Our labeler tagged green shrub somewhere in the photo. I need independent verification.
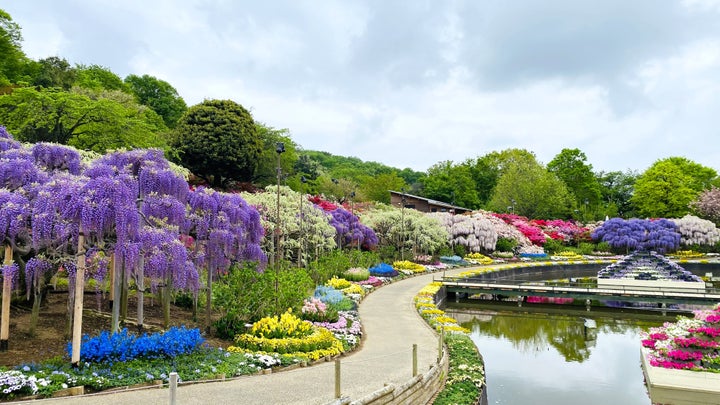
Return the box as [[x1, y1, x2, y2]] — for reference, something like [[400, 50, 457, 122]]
[[453, 244, 467, 257], [578, 243, 595, 255], [495, 237, 517, 252], [595, 241, 612, 253], [343, 267, 370, 282], [543, 238, 564, 254]]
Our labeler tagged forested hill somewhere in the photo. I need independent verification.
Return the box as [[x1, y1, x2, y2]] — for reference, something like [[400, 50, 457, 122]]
[[300, 150, 425, 188]]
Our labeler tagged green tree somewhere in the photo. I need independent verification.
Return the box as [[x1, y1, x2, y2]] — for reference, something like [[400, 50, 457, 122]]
[[547, 148, 602, 219], [74, 64, 129, 92], [421, 161, 480, 209], [0, 86, 167, 151], [467, 148, 538, 208], [632, 157, 716, 218], [33, 56, 77, 90], [597, 170, 638, 218], [0, 9, 30, 86], [487, 156, 574, 219], [125, 74, 187, 128], [252, 123, 299, 188], [172, 99, 261, 188], [358, 172, 407, 204]]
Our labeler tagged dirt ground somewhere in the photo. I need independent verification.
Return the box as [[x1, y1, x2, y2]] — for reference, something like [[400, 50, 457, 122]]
[[1, 290, 231, 367]]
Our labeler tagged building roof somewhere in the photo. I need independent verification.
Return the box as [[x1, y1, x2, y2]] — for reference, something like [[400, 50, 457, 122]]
[[389, 190, 472, 213]]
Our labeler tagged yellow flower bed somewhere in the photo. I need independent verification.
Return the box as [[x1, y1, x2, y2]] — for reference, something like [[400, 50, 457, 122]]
[[341, 283, 366, 297], [392, 260, 426, 273], [435, 316, 458, 324], [464, 253, 493, 265], [414, 282, 469, 334], [326, 276, 352, 289], [417, 281, 442, 296], [250, 309, 313, 339], [227, 339, 344, 361], [421, 308, 445, 316], [671, 250, 704, 258], [233, 326, 342, 355]]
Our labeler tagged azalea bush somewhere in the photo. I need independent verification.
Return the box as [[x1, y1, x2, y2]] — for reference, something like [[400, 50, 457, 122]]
[[641, 304, 720, 372], [493, 213, 546, 245]]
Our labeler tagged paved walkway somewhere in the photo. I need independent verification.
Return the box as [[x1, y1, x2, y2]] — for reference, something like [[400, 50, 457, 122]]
[[14, 268, 467, 405]]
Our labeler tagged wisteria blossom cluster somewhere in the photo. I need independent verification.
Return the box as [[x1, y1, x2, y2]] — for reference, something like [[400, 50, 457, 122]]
[[362, 206, 448, 255], [592, 218, 681, 254], [641, 304, 720, 371], [670, 215, 720, 247], [429, 212, 498, 252], [308, 195, 378, 250]]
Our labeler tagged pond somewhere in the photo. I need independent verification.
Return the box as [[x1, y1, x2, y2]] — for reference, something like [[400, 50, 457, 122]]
[[445, 303, 676, 405]]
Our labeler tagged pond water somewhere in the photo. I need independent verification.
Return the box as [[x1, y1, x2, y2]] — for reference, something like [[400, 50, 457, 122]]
[[445, 304, 675, 405]]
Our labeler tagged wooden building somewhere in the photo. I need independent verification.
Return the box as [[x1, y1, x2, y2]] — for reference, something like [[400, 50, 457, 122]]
[[389, 191, 471, 214]]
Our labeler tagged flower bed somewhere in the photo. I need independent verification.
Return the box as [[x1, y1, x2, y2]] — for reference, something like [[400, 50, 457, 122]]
[[641, 304, 720, 372]]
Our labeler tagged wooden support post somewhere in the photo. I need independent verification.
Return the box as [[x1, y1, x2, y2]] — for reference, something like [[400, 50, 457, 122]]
[[1, 245, 12, 351], [335, 359, 341, 398], [413, 344, 418, 376], [438, 326, 444, 364], [71, 230, 86, 366]]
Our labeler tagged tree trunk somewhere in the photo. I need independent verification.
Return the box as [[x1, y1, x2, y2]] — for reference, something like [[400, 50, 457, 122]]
[[205, 268, 213, 333], [28, 286, 43, 336], [0, 245, 12, 351], [108, 254, 115, 311], [163, 273, 172, 329], [120, 262, 128, 325], [136, 257, 144, 333], [71, 229, 86, 366], [111, 253, 122, 333]]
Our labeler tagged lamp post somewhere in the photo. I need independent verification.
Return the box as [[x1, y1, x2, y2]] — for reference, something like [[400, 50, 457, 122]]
[[510, 198, 516, 214], [274, 142, 285, 313]]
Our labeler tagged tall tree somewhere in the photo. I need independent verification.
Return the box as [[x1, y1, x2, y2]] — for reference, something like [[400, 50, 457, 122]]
[[358, 172, 407, 204], [74, 64, 129, 92], [487, 156, 574, 219], [33, 57, 76, 90], [252, 123, 298, 188], [421, 161, 480, 209], [597, 170, 638, 218], [171, 99, 261, 189], [0, 9, 29, 86], [632, 157, 717, 218], [547, 148, 602, 217], [468, 148, 538, 207], [0, 87, 167, 152], [125, 74, 187, 128]]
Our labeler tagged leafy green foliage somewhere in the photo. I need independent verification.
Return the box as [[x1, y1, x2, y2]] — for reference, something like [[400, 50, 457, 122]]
[[633, 157, 717, 218], [0, 9, 31, 86], [74, 64, 129, 92], [433, 334, 485, 405], [494, 237, 517, 252], [33, 57, 76, 90], [0, 87, 168, 152], [306, 250, 379, 285], [421, 160, 479, 209], [251, 123, 298, 187], [547, 148, 602, 219], [487, 155, 574, 219], [172, 99, 261, 188], [124, 74, 187, 128], [597, 170, 638, 218], [212, 262, 315, 338]]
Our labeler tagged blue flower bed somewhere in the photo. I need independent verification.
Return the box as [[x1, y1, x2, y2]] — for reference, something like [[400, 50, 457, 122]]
[[369, 262, 398, 277], [66, 326, 204, 363], [519, 253, 548, 259], [313, 285, 346, 304], [439, 255, 468, 265]]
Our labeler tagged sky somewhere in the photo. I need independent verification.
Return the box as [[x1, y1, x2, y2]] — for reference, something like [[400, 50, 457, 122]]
[[4, 0, 720, 174]]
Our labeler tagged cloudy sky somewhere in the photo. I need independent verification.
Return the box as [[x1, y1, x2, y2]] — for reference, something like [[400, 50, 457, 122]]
[[5, 1, 720, 173]]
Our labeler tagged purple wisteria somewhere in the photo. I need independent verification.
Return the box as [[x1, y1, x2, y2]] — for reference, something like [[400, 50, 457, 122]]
[[591, 218, 681, 254], [325, 207, 378, 250]]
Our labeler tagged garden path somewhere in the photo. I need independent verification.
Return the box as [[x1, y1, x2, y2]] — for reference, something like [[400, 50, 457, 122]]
[[12, 267, 472, 405]]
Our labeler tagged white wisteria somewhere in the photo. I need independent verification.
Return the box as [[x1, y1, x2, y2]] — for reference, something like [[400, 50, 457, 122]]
[[670, 215, 720, 247]]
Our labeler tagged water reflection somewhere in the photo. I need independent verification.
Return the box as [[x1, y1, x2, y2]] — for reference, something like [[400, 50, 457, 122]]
[[445, 305, 673, 405]]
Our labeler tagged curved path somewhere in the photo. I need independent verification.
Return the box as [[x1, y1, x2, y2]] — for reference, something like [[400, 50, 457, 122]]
[[14, 268, 470, 405]]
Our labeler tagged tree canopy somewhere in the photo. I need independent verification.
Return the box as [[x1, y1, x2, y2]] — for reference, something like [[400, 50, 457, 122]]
[[421, 160, 479, 209], [171, 99, 261, 189], [632, 157, 717, 218], [487, 155, 574, 219], [124, 74, 187, 128], [0, 87, 167, 152], [547, 148, 602, 214]]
